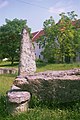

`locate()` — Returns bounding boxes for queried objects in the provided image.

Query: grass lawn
[0,74,16,95]
[0,107,80,120]
[0,61,80,120]
[0,61,80,72]
[36,62,80,72]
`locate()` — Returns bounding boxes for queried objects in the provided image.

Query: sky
[0,0,80,32]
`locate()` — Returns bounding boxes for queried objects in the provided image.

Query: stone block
[7,91,30,114]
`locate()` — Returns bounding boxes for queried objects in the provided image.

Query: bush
[36,58,43,63]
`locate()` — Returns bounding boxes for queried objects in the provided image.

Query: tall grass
[0,103,80,120]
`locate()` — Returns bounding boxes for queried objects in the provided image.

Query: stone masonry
[13,69,80,103]
[18,28,36,76]
[7,88,30,114]
[7,28,80,114]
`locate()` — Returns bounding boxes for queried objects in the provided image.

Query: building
[32,30,44,60]
[32,19,80,61]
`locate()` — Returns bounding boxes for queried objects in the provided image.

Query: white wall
[33,42,43,60]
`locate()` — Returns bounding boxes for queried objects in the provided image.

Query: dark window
[39,55,41,59]
[39,44,41,49]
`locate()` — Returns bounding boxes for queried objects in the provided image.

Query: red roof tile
[32,30,44,42]
[72,19,80,28]
[32,19,80,41]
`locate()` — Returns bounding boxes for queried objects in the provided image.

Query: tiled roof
[72,19,80,28]
[32,29,44,42]
[32,19,80,41]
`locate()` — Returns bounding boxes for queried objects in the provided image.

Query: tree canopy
[0,18,30,64]
[38,11,80,63]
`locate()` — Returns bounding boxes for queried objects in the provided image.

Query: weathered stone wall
[13,69,80,103]
[0,68,17,74]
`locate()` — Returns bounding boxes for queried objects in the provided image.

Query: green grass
[0,74,16,95]
[0,61,80,72]
[0,61,80,119]
[0,103,80,120]
[36,62,80,72]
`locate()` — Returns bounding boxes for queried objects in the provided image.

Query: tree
[38,16,59,63]
[38,11,80,63]
[57,12,79,63]
[0,18,30,64]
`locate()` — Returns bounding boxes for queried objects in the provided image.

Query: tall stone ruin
[18,28,36,76]
[7,28,36,114]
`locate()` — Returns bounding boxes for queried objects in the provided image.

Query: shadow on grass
[36,62,47,68]
[0,73,17,78]
[0,62,19,68]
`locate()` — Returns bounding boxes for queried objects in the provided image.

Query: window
[39,55,41,59]
[39,44,41,49]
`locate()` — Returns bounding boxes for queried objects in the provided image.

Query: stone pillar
[18,28,36,76]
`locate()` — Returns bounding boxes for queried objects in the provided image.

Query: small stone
[13,77,29,86]
[11,85,21,91]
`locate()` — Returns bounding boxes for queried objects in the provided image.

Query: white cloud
[48,0,73,14]
[0,0,8,9]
